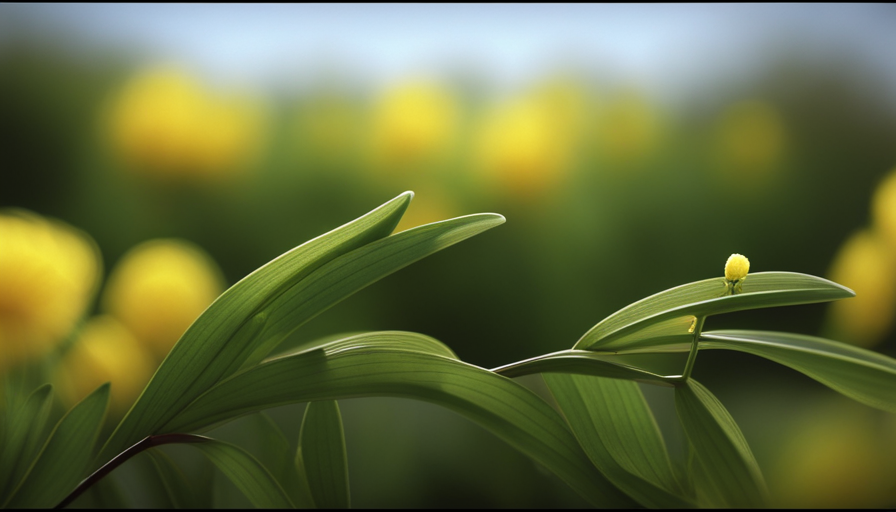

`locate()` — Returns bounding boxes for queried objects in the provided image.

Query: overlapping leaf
[575,272,853,351]
[700,330,896,412]
[300,400,350,509]
[544,374,692,508]
[99,192,413,465]
[186,438,295,508]
[0,384,53,501]
[162,332,636,508]
[492,349,675,385]
[674,379,767,508]
[7,384,109,508]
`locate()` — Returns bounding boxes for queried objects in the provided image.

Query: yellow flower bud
[725,253,750,282]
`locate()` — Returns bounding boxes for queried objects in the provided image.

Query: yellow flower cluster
[724,253,750,282]
[107,66,266,183]
[54,238,225,414]
[827,165,896,348]
[0,211,101,371]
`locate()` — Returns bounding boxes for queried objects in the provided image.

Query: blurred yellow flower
[715,100,786,184]
[475,96,573,198]
[827,229,895,348]
[107,66,266,183]
[724,253,750,282]
[770,402,895,508]
[54,315,154,414]
[102,239,225,359]
[592,90,662,164]
[0,211,101,370]
[871,165,896,252]
[368,81,459,171]
[394,189,456,233]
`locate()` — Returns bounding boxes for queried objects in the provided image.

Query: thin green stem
[680,316,705,381]
[54,433,208,509]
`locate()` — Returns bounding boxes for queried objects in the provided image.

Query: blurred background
[1,4,896,508]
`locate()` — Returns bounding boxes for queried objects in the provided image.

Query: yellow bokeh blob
[871,166,896,253]
[592,90,662,164]
[0,211,101,370]
[770,403,895,508]
[716,100,786,183]
[476,97,573,198]
[107,66,266,183]
[827,229,895,348]
[368,81,459,171]
[54,315,154,415]
[102,239,225,359]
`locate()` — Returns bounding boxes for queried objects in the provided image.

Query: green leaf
[164,333,636,508]
[239,213,503,367]
[674,379,767,508]
[300,401,350,509]
[700,330,896,413]
[543,374,692,508]
[6,383,109,509]
[188,437,294,509]
[0,384,53,502]
[98,193,411,465]
[574,272,854,351]
[145,449,199,509]
[246,412,313,508]
[492,349,676,385]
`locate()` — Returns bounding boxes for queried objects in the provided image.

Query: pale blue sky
[3,4,895,103]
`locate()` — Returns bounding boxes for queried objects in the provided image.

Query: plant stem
[681,316,705,381]
[55,433,208,509]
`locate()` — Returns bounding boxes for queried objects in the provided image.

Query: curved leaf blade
[543,374,692,508]
[300,400,350,509]
[99,192,412,465]
[164,334,636,508]
[575,272,854,351]
[145,449,199,509]
[700,330,896,412]
[7,384,109,509]
[243,213,504,365]
[188,437,294,509]
[674,379,767,508]
[492,349,676,385]
[0,384,53,501]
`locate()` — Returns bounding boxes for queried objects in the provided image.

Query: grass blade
[300,400,350,509]
[674,379,767,508]
[0,384,53,501]
[188,437,295,509]
[700,330,896,412]
[492,349,676,385]
[543,373,692,508]
[145,449,199,509]
[99,192,412,465]
[575,272,854,351]
[7,384,109,509]
[164,333,637,508]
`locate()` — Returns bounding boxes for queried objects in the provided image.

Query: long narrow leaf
[164,334,637,508]
[7,384,109,508]
[245,412,313,509]
[188,437,294,509]
[544,374,692,508]
[99,192,412,465]
[674,379,767,508]
[700,330,896,412]
[239,213,504,367]
[575,272,853,351]
[0,384,53,501]
[492,349,675,385]
[146,449,199,509]
[300,400,350,509]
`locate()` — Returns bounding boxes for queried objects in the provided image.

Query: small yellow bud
[725,253,750,282]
